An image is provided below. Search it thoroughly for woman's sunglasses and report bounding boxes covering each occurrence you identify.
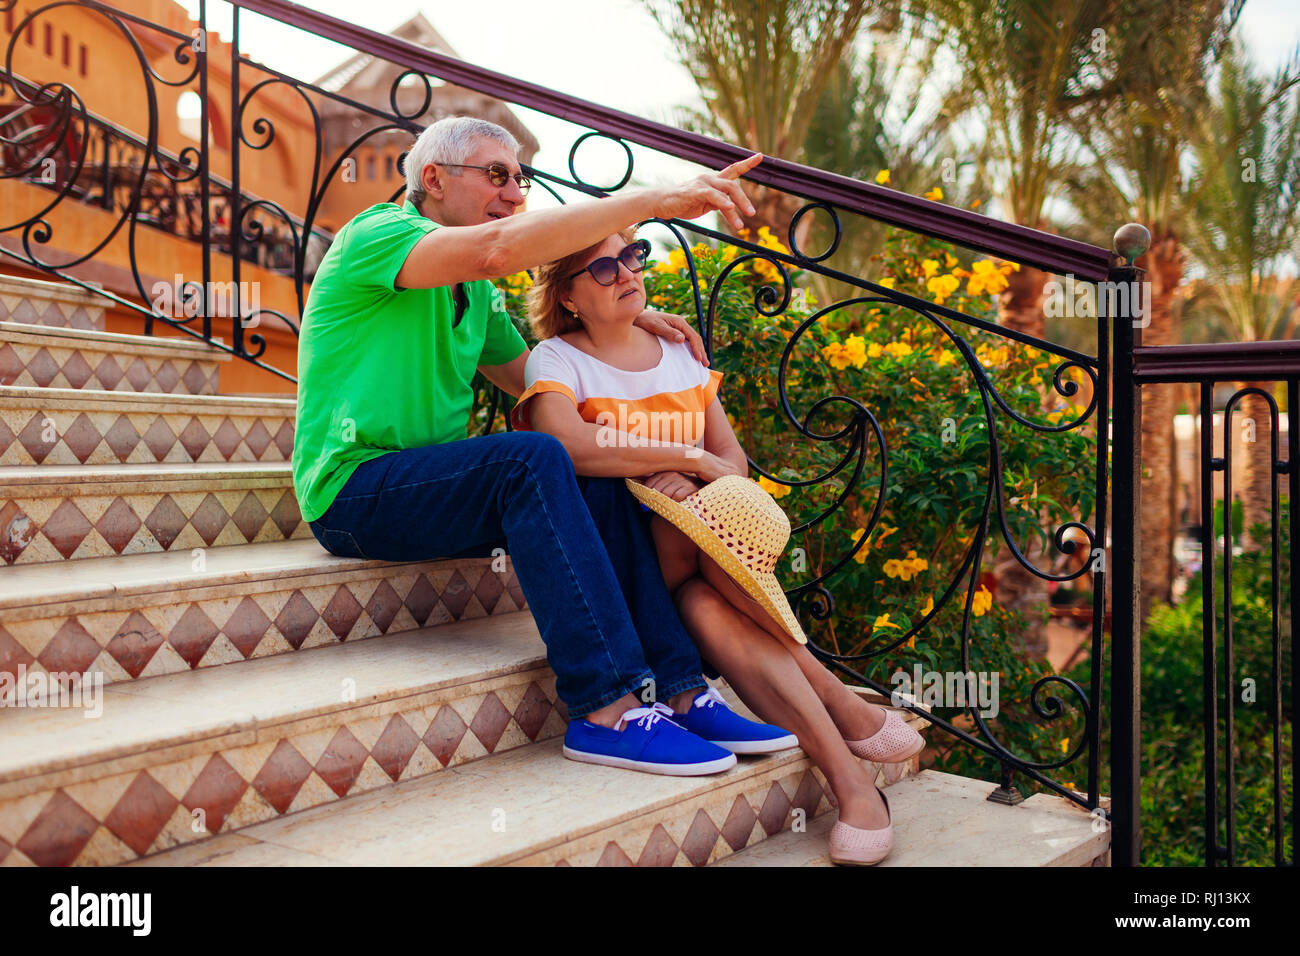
[441,162,532,194]
[568,239,652,286]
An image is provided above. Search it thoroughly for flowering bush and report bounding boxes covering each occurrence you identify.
[642,214,1098,784]
[481,205,1101,788]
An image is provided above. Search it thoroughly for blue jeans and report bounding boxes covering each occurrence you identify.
[306,431,705,717]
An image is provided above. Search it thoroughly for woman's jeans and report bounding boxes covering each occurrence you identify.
[306,430,705,718]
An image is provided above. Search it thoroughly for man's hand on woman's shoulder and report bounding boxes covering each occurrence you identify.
[632,310,710,366]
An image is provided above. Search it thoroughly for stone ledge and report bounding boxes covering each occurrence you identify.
[713,768,1111,867]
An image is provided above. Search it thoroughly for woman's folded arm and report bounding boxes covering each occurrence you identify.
[527,392,741,481]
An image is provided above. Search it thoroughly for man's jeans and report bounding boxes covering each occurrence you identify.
[305,431,705,717]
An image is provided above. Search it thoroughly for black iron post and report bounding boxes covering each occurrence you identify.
[1109,223,1149,866]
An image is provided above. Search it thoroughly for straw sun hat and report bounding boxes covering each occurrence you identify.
[625,474,807,644]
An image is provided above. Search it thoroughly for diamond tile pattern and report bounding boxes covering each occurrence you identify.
[0,291,104,330]
[0,484,311,565]
[0,338,220,394]
[545,767,835,868]
[0,405,295,466]
[0,675,563,865]
[2,561,528,686]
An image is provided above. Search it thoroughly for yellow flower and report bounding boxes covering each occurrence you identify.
[971,198,982,209]
[976,344,1010,367]
[849,528,869,564]
[851,524,895,562]
[755,226,789,255]
[878,276,896,290]
[921,258,940,278]
[883,341,913,360]
[821,342,852,371]
[867,341,885,359]
[875,169,891,185]
[873,613,901,630]
[934,348,956,367]
[654,248,688,275]
[756,475,791,498]
[842,334,868,368]
[908,375,927,391]
[1060,737,1071,754]
[972,585,993,617]
[924,186,944,201]
[967,259,1011,296]
[944,253,958,269]
[920,595,934,617]
[504,271,533,292]
[926,273,960,304]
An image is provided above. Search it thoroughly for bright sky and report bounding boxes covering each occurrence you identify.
[177,0,1300,226]
[181,0,706,199]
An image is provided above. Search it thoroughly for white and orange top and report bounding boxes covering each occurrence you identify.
[511,335,723,447]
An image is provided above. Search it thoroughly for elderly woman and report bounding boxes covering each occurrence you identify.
[512,230,924,865]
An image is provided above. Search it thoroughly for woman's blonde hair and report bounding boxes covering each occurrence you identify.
[527,227,639,340]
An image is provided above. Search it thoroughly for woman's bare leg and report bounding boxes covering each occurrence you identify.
[697,554,888,740]
[674,577,888,829]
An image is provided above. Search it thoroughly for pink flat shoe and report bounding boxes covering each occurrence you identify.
[828,785,892,866]
[846,708,925,763]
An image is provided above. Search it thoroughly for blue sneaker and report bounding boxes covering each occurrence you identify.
[563,703,737,776]
[668,687,800,754]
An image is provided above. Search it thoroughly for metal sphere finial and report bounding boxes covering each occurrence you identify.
[1113,223,1151,265]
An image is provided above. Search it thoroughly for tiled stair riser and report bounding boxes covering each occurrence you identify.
[0,388,295,466]
[0,479,308,565]
[0,332,221,395]
[541,755,919,867]
[1,559,528,686]
[0,281,106,331]
[0,667,566,867]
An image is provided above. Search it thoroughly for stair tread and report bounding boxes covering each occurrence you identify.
[0,274,105,305]
[0,460,290,485]
[0,384,294,411]
[0,538,438,611]
[0,320,231,359]
[0,611,546,787]
[133,728,809,867]
[712,769,1108,867]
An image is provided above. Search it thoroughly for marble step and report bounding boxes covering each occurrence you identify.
[712,769,1111,867]
[0,385,295,465]
[0,275,106,331]
[134,691,927,868]
[0,538,526,685]
[0,321,227,395]
[0,462,305,566]
[0,611,564,866]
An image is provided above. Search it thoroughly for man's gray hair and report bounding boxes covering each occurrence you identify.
[404,116,520,208]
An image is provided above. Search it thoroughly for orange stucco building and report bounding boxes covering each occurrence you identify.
[1,1,536,394]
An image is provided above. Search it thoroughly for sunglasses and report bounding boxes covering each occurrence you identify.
[568,239,651,286]
[441,162,531,194]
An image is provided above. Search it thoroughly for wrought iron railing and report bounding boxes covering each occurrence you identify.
[1125,341,1298,866]
[1,0,1292,868]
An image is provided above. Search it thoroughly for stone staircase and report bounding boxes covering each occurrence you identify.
[0,276,1110,867]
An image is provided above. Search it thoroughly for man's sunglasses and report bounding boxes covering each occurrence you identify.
[568,239,652,286]
[441,162,531,194]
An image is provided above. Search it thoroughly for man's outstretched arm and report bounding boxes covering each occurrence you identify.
[394,154,762,291]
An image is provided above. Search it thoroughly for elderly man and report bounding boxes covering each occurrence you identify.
[292,116,794,775]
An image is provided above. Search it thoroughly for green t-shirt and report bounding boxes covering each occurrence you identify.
[292,199,527,524]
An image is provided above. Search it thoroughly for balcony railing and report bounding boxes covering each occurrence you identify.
[1,0,1293,867]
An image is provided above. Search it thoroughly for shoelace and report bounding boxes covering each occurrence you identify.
[693,686,730,710]
[616,701,675,732]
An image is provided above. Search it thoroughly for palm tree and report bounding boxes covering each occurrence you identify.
[917,0,1129,339]
[641,0,879,242]
[1182,40,1300,548]
[799,25,966,302]
[1062,0,1244,616]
